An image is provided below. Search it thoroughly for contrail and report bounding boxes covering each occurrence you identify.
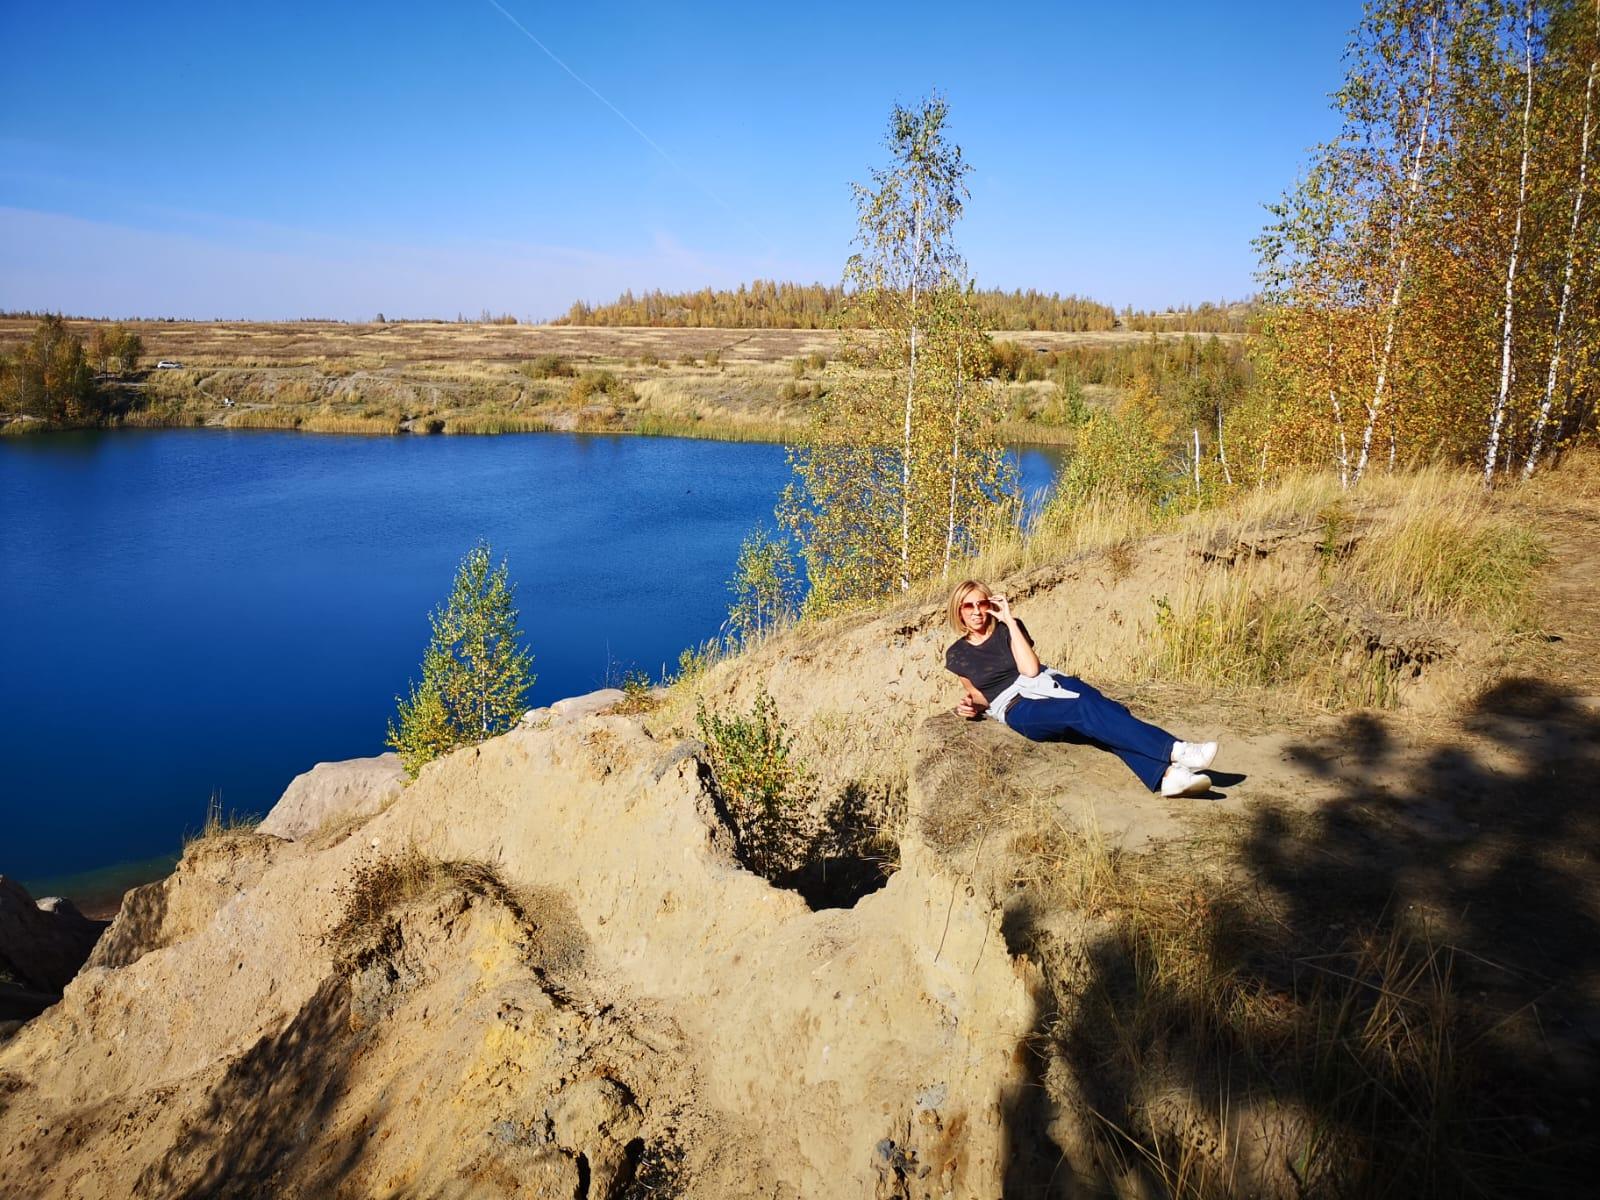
[484,0,743,224]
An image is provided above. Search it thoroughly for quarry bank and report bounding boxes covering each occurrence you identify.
[2,471,1598,1198]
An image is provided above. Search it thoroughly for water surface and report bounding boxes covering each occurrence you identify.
[0,429,1059,888]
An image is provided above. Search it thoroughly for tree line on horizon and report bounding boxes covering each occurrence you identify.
[552,280,1251,334]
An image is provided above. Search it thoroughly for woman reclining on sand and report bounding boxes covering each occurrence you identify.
[944,578,1218,797]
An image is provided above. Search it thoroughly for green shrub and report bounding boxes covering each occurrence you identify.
[1042,378,1090,426]
[569,370,636,406]
[696,688,810,873]
[671,637,723,686]
[1051,385,1173,511]
[676,352,698,367]
[703,349,721,368]
[521,354,573,380]
[725,527,798,645]
[805,351,828,371]
[387,542,535,777]
[612,669,659,714]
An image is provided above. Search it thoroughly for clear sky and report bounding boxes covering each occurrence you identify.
[0,1,1359,321]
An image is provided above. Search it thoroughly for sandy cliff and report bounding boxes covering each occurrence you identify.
[0,702,1057,1197]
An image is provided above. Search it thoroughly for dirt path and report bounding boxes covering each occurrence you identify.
[1527,497,1600,698]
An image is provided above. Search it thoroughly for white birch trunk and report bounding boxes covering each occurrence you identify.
[901,205,921,592]
[1524,45,1596,478]
[1192,428,1202,495]
[1216,403,1233,487]
[1354,6,1440,484]
[943,339,962,578]
[1485,2,1536,486]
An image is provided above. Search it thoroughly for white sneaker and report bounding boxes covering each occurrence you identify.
[1171,740,1218,771]
[1160,765,1213,798]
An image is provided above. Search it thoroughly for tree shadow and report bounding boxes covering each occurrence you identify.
[135,976,374,1199]
[1002,675,1600,1197]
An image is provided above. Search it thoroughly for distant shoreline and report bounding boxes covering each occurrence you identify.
[21,853,179,921]
[0,317,1236,447]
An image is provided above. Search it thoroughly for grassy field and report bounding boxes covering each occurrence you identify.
[0,318,1219,444]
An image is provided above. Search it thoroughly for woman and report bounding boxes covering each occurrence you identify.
[944,579,1217,797]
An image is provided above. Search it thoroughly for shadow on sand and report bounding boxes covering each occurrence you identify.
[1000,676,1600,1197]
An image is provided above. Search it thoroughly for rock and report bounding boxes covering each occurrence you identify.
[548,688,625,722]
[547,1076,642,1198]
[0,876,105,1018]
[257,753,406,841]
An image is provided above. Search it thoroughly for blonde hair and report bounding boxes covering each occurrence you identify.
[947,579,993,634]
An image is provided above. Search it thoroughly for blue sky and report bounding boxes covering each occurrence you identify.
[0,1,1358,320]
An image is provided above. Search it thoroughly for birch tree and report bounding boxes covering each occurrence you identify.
[781,96,1012,613]
[1253,0,1452,484]
[1251,0,1600,479]
[1353,0,1444,483]
[1525,0,1599,475]
[1485,0,1539,483]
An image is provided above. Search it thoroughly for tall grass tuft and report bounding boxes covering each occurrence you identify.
[1145,570,1405,709]
[300,412,403,435]
[633,413,790,443]
[183,791,259,851]
[1351,495,1547,623]
[440,413,558,435]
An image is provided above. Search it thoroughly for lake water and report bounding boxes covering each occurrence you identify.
[0,429,1060,891]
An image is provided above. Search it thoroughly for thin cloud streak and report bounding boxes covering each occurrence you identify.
[481,0,772,251]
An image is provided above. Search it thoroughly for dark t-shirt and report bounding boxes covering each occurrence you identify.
[945,620,1034,702]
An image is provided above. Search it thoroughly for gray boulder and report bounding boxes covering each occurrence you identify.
[258,753,407,842]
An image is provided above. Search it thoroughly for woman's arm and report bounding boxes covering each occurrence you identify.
[954,675,989,719]
[989,594,1042,677]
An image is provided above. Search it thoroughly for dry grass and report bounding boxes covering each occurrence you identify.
[1131,470,1549,709]
[0,318,1198,366]
[326,845,583,978]
[1142,568,1408,709]
[1349,480,1547,623]
[182,794,260,851]
[439,413,559,435]
[1007,815,1534,1200]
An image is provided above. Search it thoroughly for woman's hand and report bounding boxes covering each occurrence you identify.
[989,593,1015,625]
[954,674,988,720]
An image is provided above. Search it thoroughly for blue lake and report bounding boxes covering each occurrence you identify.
[0,429,1060,891]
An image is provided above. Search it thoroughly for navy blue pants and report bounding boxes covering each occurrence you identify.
[1003,675,1175,791]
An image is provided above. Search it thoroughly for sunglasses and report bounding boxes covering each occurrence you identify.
[960,600,991,612]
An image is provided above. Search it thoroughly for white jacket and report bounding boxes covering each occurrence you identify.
[985,668,1079,722]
